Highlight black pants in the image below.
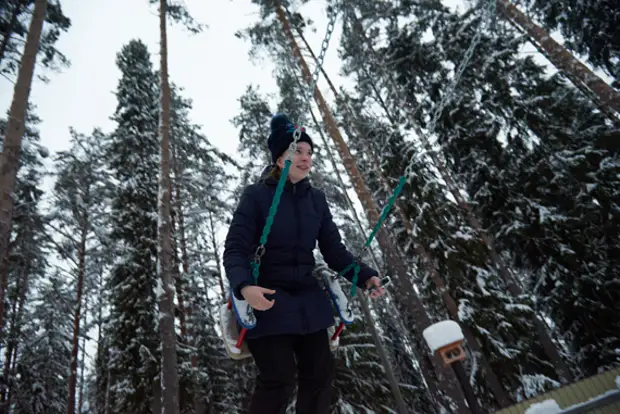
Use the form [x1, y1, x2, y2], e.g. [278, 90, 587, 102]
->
[246, 329, 335, 414]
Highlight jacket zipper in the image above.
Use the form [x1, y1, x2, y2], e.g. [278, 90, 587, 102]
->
[293, 184, 300, 266]
[293, 184, 308, 332]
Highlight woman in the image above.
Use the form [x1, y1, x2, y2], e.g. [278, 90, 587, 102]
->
[223, 113, 384, 414]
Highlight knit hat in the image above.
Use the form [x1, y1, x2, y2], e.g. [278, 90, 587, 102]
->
[267, 113, 314, 163]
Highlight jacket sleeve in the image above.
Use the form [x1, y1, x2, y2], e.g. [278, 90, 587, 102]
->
[223, 185, 258, 300]
[316, 190, 378, 289]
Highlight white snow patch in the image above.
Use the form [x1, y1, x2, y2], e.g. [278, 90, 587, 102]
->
[524, 399, 561, 414]
[423, 320, 464, 352]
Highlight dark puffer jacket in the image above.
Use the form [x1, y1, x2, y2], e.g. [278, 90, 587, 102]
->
[223, 172, 378, 339]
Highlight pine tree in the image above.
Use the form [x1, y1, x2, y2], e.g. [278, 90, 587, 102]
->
[48, 127, 109, 414]
[104, 39, 161, 414]
[0, 0, 50, 304]
[0, 0, 71, 80]
[495, 0, 619, 119]
[145, 2, 204, 409]
[231, 84, 274, 189]
[0, 109, 50, 409]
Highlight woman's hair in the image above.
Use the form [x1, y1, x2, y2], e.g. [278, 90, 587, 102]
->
[268, 164, 282, 180]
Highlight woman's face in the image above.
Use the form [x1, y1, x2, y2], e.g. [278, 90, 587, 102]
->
[277, 141, 313, 183]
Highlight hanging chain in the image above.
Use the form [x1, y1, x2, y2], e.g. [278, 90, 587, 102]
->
[333, 0, 494, 295]
[398, 0, 496, 179]
[288, 6, 337, 155]
[251, 6, 338, 282]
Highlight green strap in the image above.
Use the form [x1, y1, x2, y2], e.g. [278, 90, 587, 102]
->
[339, 175, 407, 297]
[250, 160, 292, 283]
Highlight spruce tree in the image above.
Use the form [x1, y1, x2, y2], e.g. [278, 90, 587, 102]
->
[12, 269, 72, 414]
[390, 2, 619, 380]
[506, 76, 620, 377]
[48, 127, 109, 414]
[104, 39, 161, 414]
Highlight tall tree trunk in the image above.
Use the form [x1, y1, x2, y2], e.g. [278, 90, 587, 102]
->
[156, 0, 180, 413]
[171, 147, 206, 414]
[295, 19, 512, 408]
[1, 263, 29, 411]
[0, 232, 13, 345]
[68, 223, 88, 414]
[77, 297, 88, 414]
[275, 4, 470, 412]
[95, 260, 107, 414]
[170, 150, 190, 341]
[169, 150, 186, 341]
[346, 9, 575, 386]
[0, 0, 47, 327]
[496, 0, 620, 121]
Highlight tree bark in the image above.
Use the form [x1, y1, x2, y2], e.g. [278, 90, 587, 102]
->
[0, 262, 30, 411]
[0, 0, 47, 322]
[169, 149, 186, 341]
[496, 0, 620, 121]
[275, 4, 470, 412]
[0, 232, 13, 345]
[157, 0, 180, 413]
[77, 297, 88, 414]
[67, 223, 88, 414]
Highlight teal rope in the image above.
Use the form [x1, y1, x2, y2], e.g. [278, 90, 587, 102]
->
[340, 175, 407, 297]
[251, 160, 292, 283]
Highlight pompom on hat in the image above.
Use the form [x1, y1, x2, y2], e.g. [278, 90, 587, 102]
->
[267, 113, 314, 163]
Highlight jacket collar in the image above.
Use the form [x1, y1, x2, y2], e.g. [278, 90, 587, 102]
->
[259, 165, 312, 193]
[264, 175, 312, 193]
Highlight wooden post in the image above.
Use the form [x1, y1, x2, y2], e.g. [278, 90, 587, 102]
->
[424, 321, 482, 414]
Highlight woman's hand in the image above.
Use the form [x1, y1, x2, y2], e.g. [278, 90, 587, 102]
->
[365, 276, 385, 299]
[241, 285, 276, 311]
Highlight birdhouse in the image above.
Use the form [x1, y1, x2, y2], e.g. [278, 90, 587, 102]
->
[422, 320, 466, 366]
